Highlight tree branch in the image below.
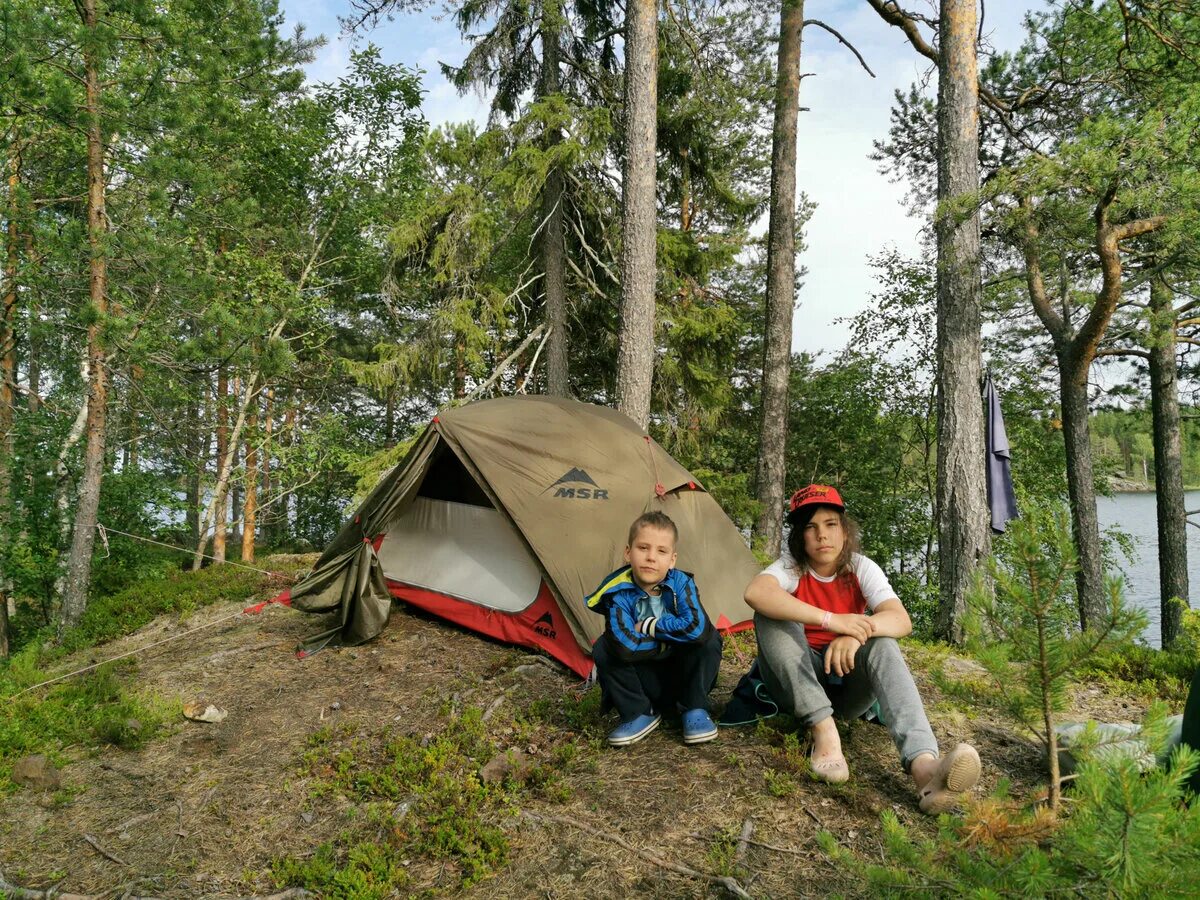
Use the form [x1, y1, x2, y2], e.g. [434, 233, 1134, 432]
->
[803, 20, 876, 77]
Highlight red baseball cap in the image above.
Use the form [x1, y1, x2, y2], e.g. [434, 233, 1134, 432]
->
[787, 484, 845, 520]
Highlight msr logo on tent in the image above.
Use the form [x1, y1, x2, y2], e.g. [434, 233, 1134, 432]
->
[533, 612, 557, 639]
[546, 467, 609, 500]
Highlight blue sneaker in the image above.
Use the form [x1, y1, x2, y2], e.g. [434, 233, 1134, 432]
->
[682, 709, 718, 744]
[607, 713, 661, 747]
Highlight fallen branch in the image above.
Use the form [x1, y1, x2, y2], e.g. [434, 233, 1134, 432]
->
[481, 695, 507, 722]
[83, 832, 129, 867]
[524, 811, 753, 899]
[0, 870, 79, 899]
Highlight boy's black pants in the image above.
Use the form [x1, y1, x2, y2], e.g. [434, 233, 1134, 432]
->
[592, 629, 722, 722]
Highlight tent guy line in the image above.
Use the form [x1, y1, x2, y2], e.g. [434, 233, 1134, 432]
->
[3, 597, 291, 702]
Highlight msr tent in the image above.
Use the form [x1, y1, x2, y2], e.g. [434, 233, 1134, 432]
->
[283, 396, 758, 676]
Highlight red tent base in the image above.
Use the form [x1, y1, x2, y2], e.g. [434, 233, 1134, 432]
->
[387, 580, 595, 678]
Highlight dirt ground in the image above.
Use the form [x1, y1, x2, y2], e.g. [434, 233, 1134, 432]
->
[0, 570, 1165, 899]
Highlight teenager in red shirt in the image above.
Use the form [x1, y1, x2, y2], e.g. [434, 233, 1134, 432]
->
[744, 484, 981, 814]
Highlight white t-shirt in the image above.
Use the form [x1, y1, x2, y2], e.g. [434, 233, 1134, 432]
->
[760, 551, 898, 611]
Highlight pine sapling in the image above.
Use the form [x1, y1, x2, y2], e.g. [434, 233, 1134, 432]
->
[962, 511, 1145, 809]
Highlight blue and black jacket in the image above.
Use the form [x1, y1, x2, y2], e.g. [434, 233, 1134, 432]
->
[585, 565, 712, 661]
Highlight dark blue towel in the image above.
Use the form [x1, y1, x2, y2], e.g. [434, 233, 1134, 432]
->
[985, 373, 1018, 534]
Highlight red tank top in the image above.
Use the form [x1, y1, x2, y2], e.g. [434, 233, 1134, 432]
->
[792, 571, 866, 650]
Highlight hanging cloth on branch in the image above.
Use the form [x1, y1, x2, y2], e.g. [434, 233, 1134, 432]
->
[984, 372, 1019, 534]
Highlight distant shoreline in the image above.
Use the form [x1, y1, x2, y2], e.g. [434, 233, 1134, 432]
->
[1106, 479, 1200, 494]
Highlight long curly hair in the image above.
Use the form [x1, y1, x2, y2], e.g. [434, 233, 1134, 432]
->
[785, 503, 861, 577]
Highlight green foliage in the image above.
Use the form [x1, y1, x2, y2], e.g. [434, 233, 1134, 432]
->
[0, 557, 284, 789]
[821, 715, 1200, 897]
[0, 657, 176, 790]
[278, 707, 513, 891]
[964, 512, 1145, 750]
[271, 842, 408, 900]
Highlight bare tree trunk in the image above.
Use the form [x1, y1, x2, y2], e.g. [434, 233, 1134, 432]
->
[193, 373, 261, 569]
[542, 0, 570, 396]
[261, 387, 273, 546]
[186, 392, 201, 548]
[614, 0, 659, 430]
[212, 365, 228, 563]
[26, 293, 38, 411]
[126, 364, 141, 471]
[241, 406, 258, 563]
[61, 1, 110, 631]
[0, 135, 18, 656]
[1058, 354, 1106, 629]
[282, 399, 296, 545]
[933, 0, 989, 642]
[1149, 275, 1188, 646]
[754, 0, 804, 558]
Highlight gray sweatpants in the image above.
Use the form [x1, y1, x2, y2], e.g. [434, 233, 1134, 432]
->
[754, 613, 939, 771]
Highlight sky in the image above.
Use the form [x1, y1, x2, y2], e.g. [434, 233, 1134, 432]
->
[278, 0, 1045, 357]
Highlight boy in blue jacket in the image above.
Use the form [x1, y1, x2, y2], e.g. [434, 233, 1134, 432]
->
[585, 511, 722, 747]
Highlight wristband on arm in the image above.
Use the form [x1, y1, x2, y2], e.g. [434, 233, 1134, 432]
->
[819, 610, 832, 630]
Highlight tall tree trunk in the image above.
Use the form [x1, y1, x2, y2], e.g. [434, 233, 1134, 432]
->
[61, 0, 110, 631]
[26, 292, 38, 411]
[124, 364, 142, 471]
[1149, 275, 1188, 646]
[754, 0, 804, 558]
[614, 0, 659, 430]
[933, 0, 989, 642]
[542, 0, 569, 396]
[0, 134, 19, 656]
[262, 387, 273, 546]
[212, 365, 228, 563]
[186, 393, 201, 548]
[282, 399, 296, 545]
[193, 373, 261, 569]
[241, 406, 257, 563]
[1058, 353, 1106, 630]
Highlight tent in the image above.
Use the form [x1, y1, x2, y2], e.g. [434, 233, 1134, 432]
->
[283, 396, 758, 676]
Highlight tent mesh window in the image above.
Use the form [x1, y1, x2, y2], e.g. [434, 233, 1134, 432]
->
[416, 444, 493, 507]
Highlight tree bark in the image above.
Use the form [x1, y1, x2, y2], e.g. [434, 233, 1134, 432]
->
[1057, 351, 1106, 628]
[186, 392, 201, 548]
[213, 365, 228, 563]
[542, 0, 569, 396]
[614, 0, 659, 430]
[933, 0, 989, 642]
[60, 0, 110, 632]
[754, 0, 805, 558]
[0, 134, 19, 656]
[261, 387, 273, 546]
[1148, 275, 1188, 646]
[241, 406, 258, 563]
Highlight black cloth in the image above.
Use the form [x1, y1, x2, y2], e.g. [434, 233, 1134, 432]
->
[718, 659, 780, 726]
[592, 628, 722, 721]
[1183, 665, 1200, 797]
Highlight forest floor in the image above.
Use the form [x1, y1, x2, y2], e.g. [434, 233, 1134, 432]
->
[0, 556, 1174, 899]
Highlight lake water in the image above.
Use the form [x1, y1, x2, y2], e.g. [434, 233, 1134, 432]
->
[1096, 490, 1200, 648]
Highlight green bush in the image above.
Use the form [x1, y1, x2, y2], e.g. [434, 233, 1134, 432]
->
[277, 707, 513, 892]
[820, 708, 1200, 897]
[0, 559, 281, 790]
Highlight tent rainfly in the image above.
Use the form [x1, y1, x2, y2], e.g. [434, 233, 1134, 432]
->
[283, 396, 759, 676]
